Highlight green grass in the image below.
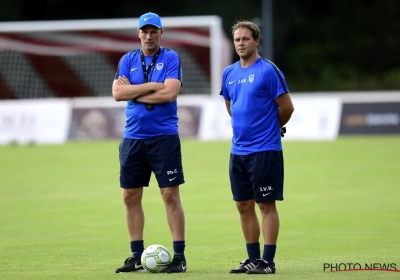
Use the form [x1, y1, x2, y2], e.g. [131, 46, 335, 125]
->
[1, 136, 400, 279]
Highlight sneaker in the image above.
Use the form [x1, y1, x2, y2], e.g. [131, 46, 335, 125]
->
[165, 255, 187, 273]
[246, 259, 276, 274]
[229, 259, 259, 273]
[115, 256, 144, 273]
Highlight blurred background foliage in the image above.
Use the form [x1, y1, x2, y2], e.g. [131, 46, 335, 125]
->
[1, 0, 399, 92]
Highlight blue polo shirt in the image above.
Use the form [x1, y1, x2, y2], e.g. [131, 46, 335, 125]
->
[115, 47, 182, 139]
[220, 57, 289, 155]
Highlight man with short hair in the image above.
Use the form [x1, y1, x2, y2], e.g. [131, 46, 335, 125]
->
[220, 20, 294, 274]
[113, 12, 187, 274]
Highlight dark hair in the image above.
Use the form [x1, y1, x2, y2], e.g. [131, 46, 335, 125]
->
[231, 20, 260, 41]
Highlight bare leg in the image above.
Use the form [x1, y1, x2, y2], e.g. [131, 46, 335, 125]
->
[258, 201, 279, 244]
[236, 199, 260, 243]
[161, 186, 185, 240]
[122, 188, 144, 240]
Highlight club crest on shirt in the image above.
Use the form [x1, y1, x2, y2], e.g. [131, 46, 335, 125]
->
[156, 63, 164, 70]
[249, 74, 255, 83]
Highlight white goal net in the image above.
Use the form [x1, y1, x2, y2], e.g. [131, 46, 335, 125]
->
[0, 16, 232, 100]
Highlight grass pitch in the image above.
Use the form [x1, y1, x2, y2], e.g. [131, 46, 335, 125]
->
[0, 136, 399, 279]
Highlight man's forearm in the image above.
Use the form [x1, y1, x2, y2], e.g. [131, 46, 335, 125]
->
[113, 84, 155, 101]
[278, 109, 293, 127]
[136, 88, 178, 104]
[113, 81, 164, 102]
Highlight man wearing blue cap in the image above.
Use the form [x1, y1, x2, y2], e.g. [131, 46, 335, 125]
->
[113, 12, 187, 273]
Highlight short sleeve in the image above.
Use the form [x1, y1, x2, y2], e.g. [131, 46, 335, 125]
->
[220, 68, 230, 101]
[165, 51, 182, 83]
[114, 53, 130, 79]
[264, 63, 289, 100]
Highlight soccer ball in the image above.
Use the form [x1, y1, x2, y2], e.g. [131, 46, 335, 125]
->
[141, 244, 172, 273]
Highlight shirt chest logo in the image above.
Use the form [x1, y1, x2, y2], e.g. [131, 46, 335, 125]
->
[249, 74, 255, 83]
[156, 63, 164, 70]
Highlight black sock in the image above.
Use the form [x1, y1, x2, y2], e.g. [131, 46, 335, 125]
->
[173, 240, 186, 262]
[246, 242, 261, 260]
[130, 240, 144, 260]
[262, 244, 276, 267]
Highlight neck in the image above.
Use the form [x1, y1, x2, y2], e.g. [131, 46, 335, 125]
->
[240, 53, 259, 68]
[142, 46, 160, 56]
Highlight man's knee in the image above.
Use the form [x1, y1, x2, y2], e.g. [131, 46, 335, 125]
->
[161, 186, 180, 204]
[236, 199, 256, 215]
[122, 188, 142, 207]
[257, 201, 277, 214]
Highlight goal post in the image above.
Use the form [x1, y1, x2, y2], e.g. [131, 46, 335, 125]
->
[0, 16, 232, 100]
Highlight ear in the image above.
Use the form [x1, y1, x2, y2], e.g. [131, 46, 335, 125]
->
[137, 29, 141, 38]
[160, 29, 164, 37]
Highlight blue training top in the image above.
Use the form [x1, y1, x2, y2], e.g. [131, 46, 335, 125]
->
[220, 57, 289, 155]
[115, 47, 182, 139]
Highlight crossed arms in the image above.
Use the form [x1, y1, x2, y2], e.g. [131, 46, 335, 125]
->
[112, 76, 181, 103]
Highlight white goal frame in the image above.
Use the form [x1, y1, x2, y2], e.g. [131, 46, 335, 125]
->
[0, 16, 229, 98]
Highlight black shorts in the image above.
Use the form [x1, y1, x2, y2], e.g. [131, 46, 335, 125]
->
[119, 135, 185, 188]
[229, 150, 284, 203]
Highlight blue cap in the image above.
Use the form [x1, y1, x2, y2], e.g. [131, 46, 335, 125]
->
[138, 12, 162, 29]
